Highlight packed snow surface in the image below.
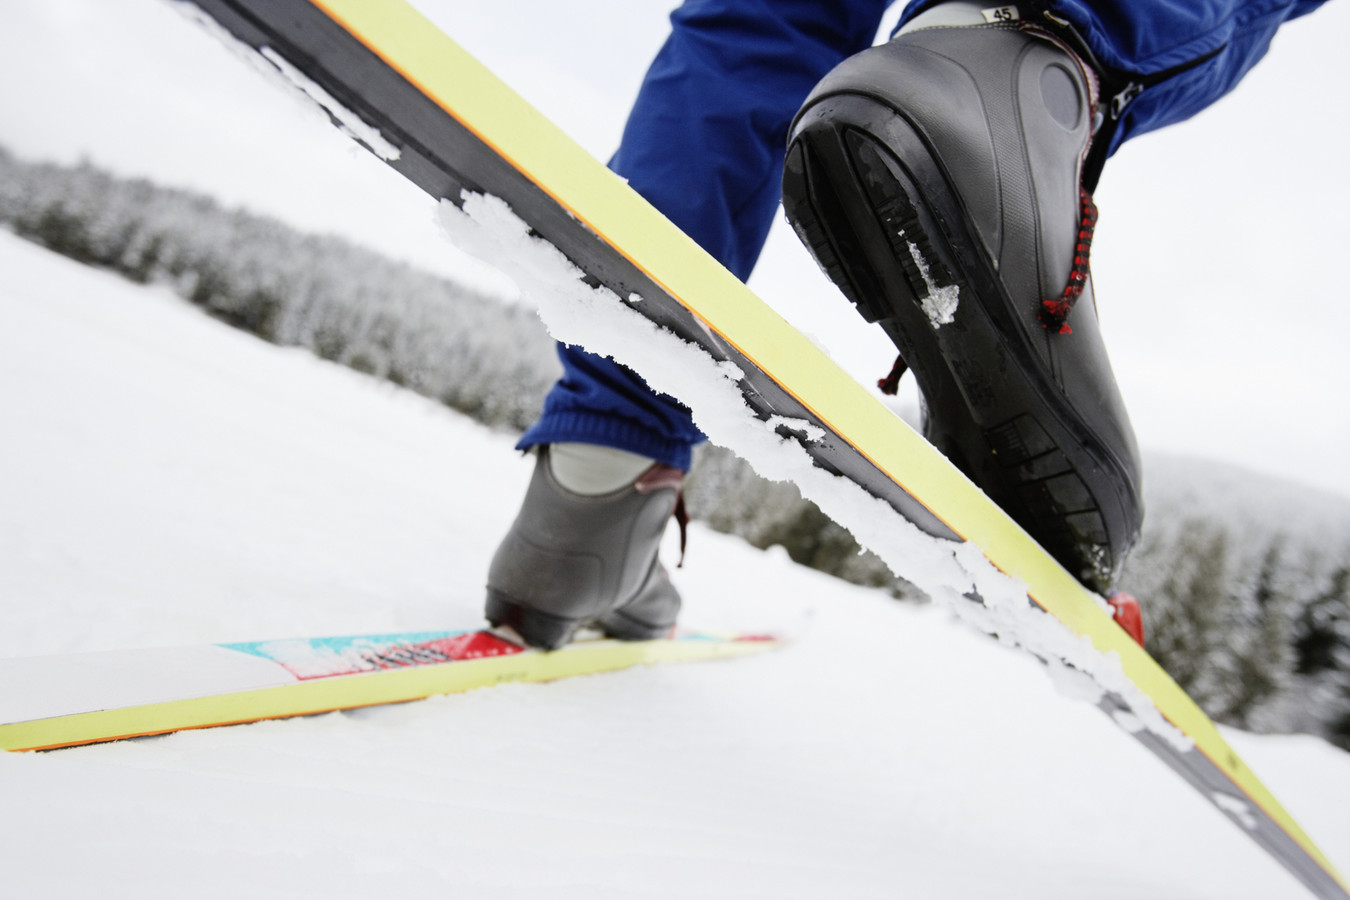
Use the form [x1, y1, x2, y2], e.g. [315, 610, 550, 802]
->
[3, 232, 1348, 898]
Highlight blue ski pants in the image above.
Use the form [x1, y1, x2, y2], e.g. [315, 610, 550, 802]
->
[517, 0, 1326, 471]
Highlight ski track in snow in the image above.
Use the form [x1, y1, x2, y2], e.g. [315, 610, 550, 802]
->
[3, 231, 1347, 898]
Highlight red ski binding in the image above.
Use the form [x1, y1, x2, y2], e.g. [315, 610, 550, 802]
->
[1107, 591, 1145, 648]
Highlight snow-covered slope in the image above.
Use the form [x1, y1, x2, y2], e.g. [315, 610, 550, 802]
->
[3, 232, 1347, 897]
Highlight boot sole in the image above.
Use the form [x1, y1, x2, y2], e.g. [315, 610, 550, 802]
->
[783, 97, 1134, 588]
[486, 591, 672, 650]
[485, 590, 581, 651]
[596, 606, 675, 643]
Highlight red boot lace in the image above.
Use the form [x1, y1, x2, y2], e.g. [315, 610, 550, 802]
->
[1039, 188, 1098, 335]
[877, 354, 909, 396]
[878, 189, 1099, 389]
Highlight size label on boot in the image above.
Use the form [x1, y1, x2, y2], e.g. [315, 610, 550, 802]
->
[982, 6, 1020, 23]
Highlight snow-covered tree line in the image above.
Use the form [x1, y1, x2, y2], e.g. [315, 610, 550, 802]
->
[1120, 459, 1350, 744]
[686, 444, 1350, 748]
[2, 148, 1347, 749]
[0, 149, 559, 430]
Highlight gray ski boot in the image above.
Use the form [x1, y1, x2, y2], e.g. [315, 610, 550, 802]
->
[485, 445, 685, 650]
[782, 12, 1143, 592]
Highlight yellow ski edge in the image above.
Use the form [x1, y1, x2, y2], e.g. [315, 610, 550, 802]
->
[0, 635, 779, 753]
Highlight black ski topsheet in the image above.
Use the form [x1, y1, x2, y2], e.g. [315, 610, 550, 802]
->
[174, 2, 1347, 896]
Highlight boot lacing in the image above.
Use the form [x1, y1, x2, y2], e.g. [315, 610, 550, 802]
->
[673, 493, 688, 567]
[877, 354, 909, 396]
[877, 188, 1099, 393]
[1039, 187, 1098, 334]
[635, 462, 690, 567]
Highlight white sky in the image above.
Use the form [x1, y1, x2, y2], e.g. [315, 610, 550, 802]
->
[1, 0, 1347, 500]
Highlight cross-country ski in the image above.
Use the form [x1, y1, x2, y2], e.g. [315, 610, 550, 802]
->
[2, 0, 1348, 897]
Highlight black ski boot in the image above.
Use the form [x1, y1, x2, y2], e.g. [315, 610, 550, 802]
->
[485, 446, 685, 649]
[782, 17, 1143, 592]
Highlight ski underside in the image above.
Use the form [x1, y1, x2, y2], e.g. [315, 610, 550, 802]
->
[70, 1, 1343, 896]
[0, 630, 777, 752]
